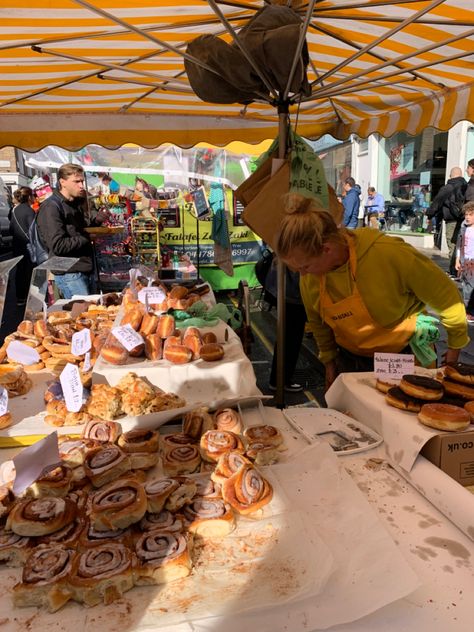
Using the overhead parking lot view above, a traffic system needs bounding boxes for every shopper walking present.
[9,186,35,305]
[342,177,360,228]
[455,201,474,323]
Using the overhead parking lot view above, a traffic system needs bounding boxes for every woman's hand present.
[324,360,339,391]
[443,348,461,366]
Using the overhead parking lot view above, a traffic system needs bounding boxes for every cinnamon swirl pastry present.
[214,408,242,434]
[89,477,147,532]
[25,464,73,499]
[222,464,273,515]
[37,515,85,547]
[129,451,160,471]
[160,432,196,453]
[134,530,192,585]
[243,424,283,447]
[78,520,133,550]
[211,451,251,485]
[182,407,215,439]
[58,436,100,468]
[82,419,122,444]
[189,473,221,498]
[69,543,135,606]
[7,497,77,537]
[0,525,32,566]
[162,445,201,476]
[84,445,131,488]
[144,478,180,514]
[139,510,184,533]
[200,430,245,463]
[118,428,159,454]
[182,498,235,537]
[13,544,75,611]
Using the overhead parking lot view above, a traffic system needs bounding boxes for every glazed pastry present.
[25,464,73,498]
[182,498,235,537]
[78,520,133,550]
[33,319,55,338]
[139,510,184,533]
[82,419,122,443]
[418,403,470,431]
[201,331,217,344]
[243,424,283,447]
[100,337,129,365]
[444,362,474,384]
[182,407,215,439]
[83,445,131,488]
[200,430,245,463]
[118,429,159,454]
[442,377,474,400]
[399,374,444,400]
[139,312,159,336]
[13,545,75,612]
[85,384,123,421]
[134,530,192,585]
[6,497,77,536]
[182,330,202,359]
[162,445,201,476]
[156,314,175,339]
[214,408,242,434]
[69,543,135,606]
[163,344,193,364]
[199,343,224,362]
[222,464,273,515]
[164,477,197,512]
[144,333,163,360]
[211,451,251,485]
[385,386,426,412]
[120,307,143,331]
[144,478,180,513]
[0,525,32,566]
[89,477,147,532]
[168,285,188,299]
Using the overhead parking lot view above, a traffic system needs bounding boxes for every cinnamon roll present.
[89,477,147,532]
[162,445,201,476]
[25,464,73,498]
[82,419,122,444]
[199,430,245,463]
[243,424,283,447]
[144,478,180,514]
[214,408,242,434]
[7,497,77,537]
[182,498,235,537]
[78,520,133,550]
[69,543,135,606]
[58,436,100,468]
[13,544,74,611]
[83,445,131,488]
[189,473,221,498]
[222,464,273,515]
[211,451,251,485]
[134,530,192,585]
[118,428,159,454]
[165,477,198,512]
[37,515,85,547]
[129,451,160,471]
[182,407,215,439]
[139,510,184,533]
[160,432,196,453]
[0,525,32,566]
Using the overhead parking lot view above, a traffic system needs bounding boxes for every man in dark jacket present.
[342,177,360,228]
[37,163,95,298]
[466,158,474,202]
[427,166,467,276]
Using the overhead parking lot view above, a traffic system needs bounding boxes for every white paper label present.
[0,387,8,416]
[71,328,92,356]
[374,353,415,380]
[99,291,104,305]
[13,432,60,496]
[82,351,91,373]
[6,340,40,365]
[112,324,144,351]
[129,268,139,298]
[42,301,48,321]
[138,286,166,305]
[59,363,84,413]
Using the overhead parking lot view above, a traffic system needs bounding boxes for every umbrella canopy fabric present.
[0,0,473,150]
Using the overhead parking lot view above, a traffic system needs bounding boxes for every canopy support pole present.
[275,102,289,409]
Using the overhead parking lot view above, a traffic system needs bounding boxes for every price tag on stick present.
[13,432,60,496]
[0,387,8,416]
[82,351,91,373]
[374,352,415,380]
[6,340,40,365]
[71,328,92,357]
[60,363,84,413]
[138,287,166,306]
[112,324,144,351]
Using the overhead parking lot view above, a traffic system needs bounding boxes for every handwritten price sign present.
[6,340,40,365]
[138,287,166,306]
[112,324,144,351]
[71,328,92,357]
[59,363,84,413]
[374,353,415,380]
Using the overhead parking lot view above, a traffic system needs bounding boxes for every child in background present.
[455,201,474,323]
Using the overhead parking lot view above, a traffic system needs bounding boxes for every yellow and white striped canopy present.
[0,0,473,150]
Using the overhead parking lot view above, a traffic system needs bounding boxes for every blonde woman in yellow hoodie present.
[276,195,469,391]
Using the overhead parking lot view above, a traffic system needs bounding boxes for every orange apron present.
[319,236,417,357]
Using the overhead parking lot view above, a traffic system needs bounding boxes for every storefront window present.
[317,142,352,196]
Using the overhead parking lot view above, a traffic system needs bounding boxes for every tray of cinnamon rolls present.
[0,404,295,615]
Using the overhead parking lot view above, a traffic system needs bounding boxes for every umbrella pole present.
[275,106,289,409]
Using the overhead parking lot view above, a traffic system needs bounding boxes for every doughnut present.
[183,333,202,360]
[157,314,175,339]
[444,363,474,385]
[120,308,143,331]
[201,332,217,345]
[463,401,474,422]
[144,334,162,361]
[385,387,426,412]
[418,403,470,431]
[139,313,159,336]
[0,412,12,430]
[375,378,398,394]
[200,343,224,362]
[442,377,474,400]
[399,374,444,401]
[163,344,193,364]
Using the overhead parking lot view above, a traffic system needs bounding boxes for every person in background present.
[275,194,469,391]
[342,177,360,228]
[364,187,385,228]
[9,186,35,306]
[426,167,467,276]
[37,163,96,299]
[455,201,474,323]
[466,158,474,202]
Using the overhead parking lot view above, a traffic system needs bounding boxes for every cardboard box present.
[421,430,474,486]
